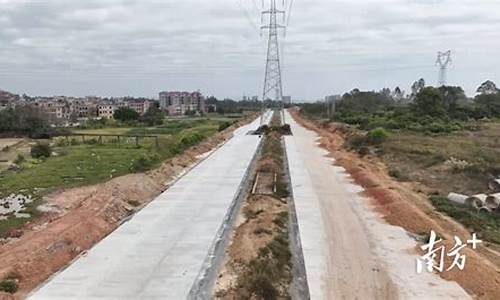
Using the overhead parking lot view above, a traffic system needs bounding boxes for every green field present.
[0,117,238,235]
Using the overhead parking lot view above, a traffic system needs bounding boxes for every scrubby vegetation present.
[30,143,52,159]
[431,196,500,244]
[0,106,66,138]
[301,79,500,134]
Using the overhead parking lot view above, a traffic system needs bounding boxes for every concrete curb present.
[188,132,265,299]
[281,136,311,300]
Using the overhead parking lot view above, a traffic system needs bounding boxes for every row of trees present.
[303,80,500,133]
[336,80,500,119]
[113,104,164,126]
[0,104,165,137]
[0,106,61,138]
[205,97,262,114]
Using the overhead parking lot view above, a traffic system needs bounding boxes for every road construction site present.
[24,110,479,299]
[29,112,272,299]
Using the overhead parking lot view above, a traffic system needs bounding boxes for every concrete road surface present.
[29,113,270,300]
[284,111,470,299]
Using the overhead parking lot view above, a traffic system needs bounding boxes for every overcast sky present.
[1,0,499,100]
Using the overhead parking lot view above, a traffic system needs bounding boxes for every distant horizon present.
[0,78,489,102]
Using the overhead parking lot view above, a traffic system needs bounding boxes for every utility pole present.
[260,0,286,125]
[436,50,452,86]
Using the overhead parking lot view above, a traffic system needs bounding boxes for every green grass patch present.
[430,196,500,244]
[0,117,227,235]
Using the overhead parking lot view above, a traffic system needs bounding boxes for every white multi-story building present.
[159,91,206,115]
[97,104,117,119]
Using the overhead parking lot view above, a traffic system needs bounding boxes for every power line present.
[236,0,260,34]
[286,0,294,27]
[251,0,261,19]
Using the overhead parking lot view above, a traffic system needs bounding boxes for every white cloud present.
[0,0,499,98]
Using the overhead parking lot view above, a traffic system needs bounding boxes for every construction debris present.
[486,193,500,210]
[489,178,500,193]
[0,194,33,219]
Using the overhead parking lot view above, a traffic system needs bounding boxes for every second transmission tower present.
[261,0,286,124]
[436,50,452,86]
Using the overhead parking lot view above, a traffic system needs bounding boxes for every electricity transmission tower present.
[260,0,286,125]
[436,50,452,86]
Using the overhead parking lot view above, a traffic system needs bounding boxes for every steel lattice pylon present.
[436,50,452,86]
[261,0,286,124]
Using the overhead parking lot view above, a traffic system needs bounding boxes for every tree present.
[392,86,406,104]
[336,89,395,114]
[380,88,391,99]
[0,106,55,138]
[31,143,52,159]
[410,78,426,100]
[438,86,466,113]
[477,80,499,95]
[413,87,447,118]
[474,93,500,117]
[141,104,164,126]
[113,107,139,122]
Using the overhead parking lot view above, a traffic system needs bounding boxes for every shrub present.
[30,143,52,158]
[13,154,25,164]
[444,157,472,172]
[357,146,370,156]
[367,127,389,144]
[130,153,159,172]
[114,107,139,122]
[0,279,18,294]
[218,121,232,132]
[55,138,68,147]
[179,132,205,148]
[84,138,98,145]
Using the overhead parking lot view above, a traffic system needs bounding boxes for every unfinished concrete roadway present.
[284,111,470,299]
[29,112,271,300]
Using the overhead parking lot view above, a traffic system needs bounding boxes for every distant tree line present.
[0,106,64,138]
[300,79,500,133]
[112,103,164,126]
[206,97,262,114]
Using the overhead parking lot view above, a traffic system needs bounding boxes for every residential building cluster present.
[33,97,154,121]
[0,90,20,111]
[159,91,206,115]
[0,90,154,120]
[2,89,209,119]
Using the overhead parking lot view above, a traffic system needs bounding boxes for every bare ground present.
[290,108,500,299]
[215,130,291,299]
[0,116,254,299]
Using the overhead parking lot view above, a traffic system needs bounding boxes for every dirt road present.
[284,111,470,299]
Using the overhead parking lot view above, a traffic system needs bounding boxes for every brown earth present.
[290,108,500,299]
[215,130,290,299]
[214,194,287,299]
[0,115,255,300]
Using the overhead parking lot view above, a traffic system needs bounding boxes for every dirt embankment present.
[0,116,255,299]
[290,108,500,300]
